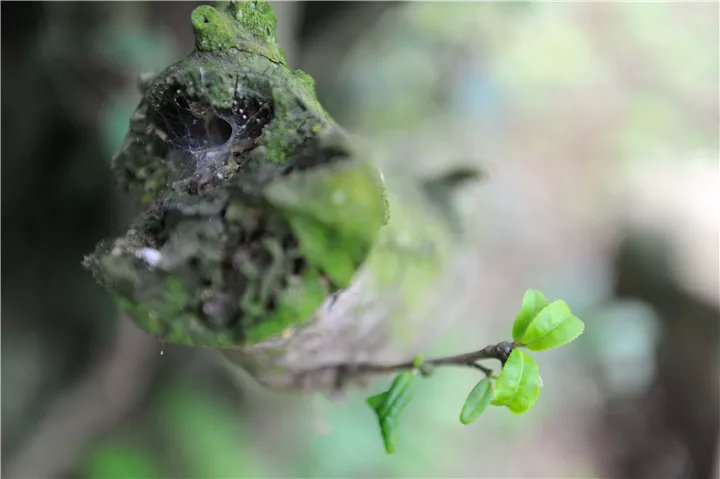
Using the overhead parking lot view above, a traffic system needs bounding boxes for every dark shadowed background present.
[2,2,718,478]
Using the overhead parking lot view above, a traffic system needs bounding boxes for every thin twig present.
[296,341,514,387]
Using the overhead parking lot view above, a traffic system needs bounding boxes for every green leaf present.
[379,371,414,418]
[491,349,540,414]
[380,416,400,454]
[366,372,414,453]
[512,289,549,341]
[265,162,387,287]
[518,300,585,351]
[460,378,493,425]
[366,391,388,413]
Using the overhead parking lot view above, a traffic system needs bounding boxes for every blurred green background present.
[2,2,718,478]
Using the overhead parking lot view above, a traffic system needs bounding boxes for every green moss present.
[191,2,286,64]
[88,0,388,348]
[260,123,297,164]
[257,87,322,164]
[228,0,281,50]
[265,162,387,287]
[187,66,237,108]
[191,5,238,51]
[293,69,317,97]
[245,269,329,343]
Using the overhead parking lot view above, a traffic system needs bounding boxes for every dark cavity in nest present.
[149,83,274,158]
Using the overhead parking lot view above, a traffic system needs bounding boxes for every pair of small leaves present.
[366,371,414,453]
[491,349,540,413]
[368,290,586,451]
[460,349,540,423]
[460,290,584,423]
[512,290,585,351]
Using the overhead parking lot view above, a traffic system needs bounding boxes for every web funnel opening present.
[149,81,274,172]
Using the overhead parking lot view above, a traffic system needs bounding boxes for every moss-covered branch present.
[84,1,387,349]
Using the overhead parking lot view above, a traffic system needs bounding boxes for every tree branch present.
[296,341,515,388]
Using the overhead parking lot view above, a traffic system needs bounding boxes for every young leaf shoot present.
[365,290,584,452]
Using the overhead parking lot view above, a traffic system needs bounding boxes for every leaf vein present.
[524,314,575,347]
